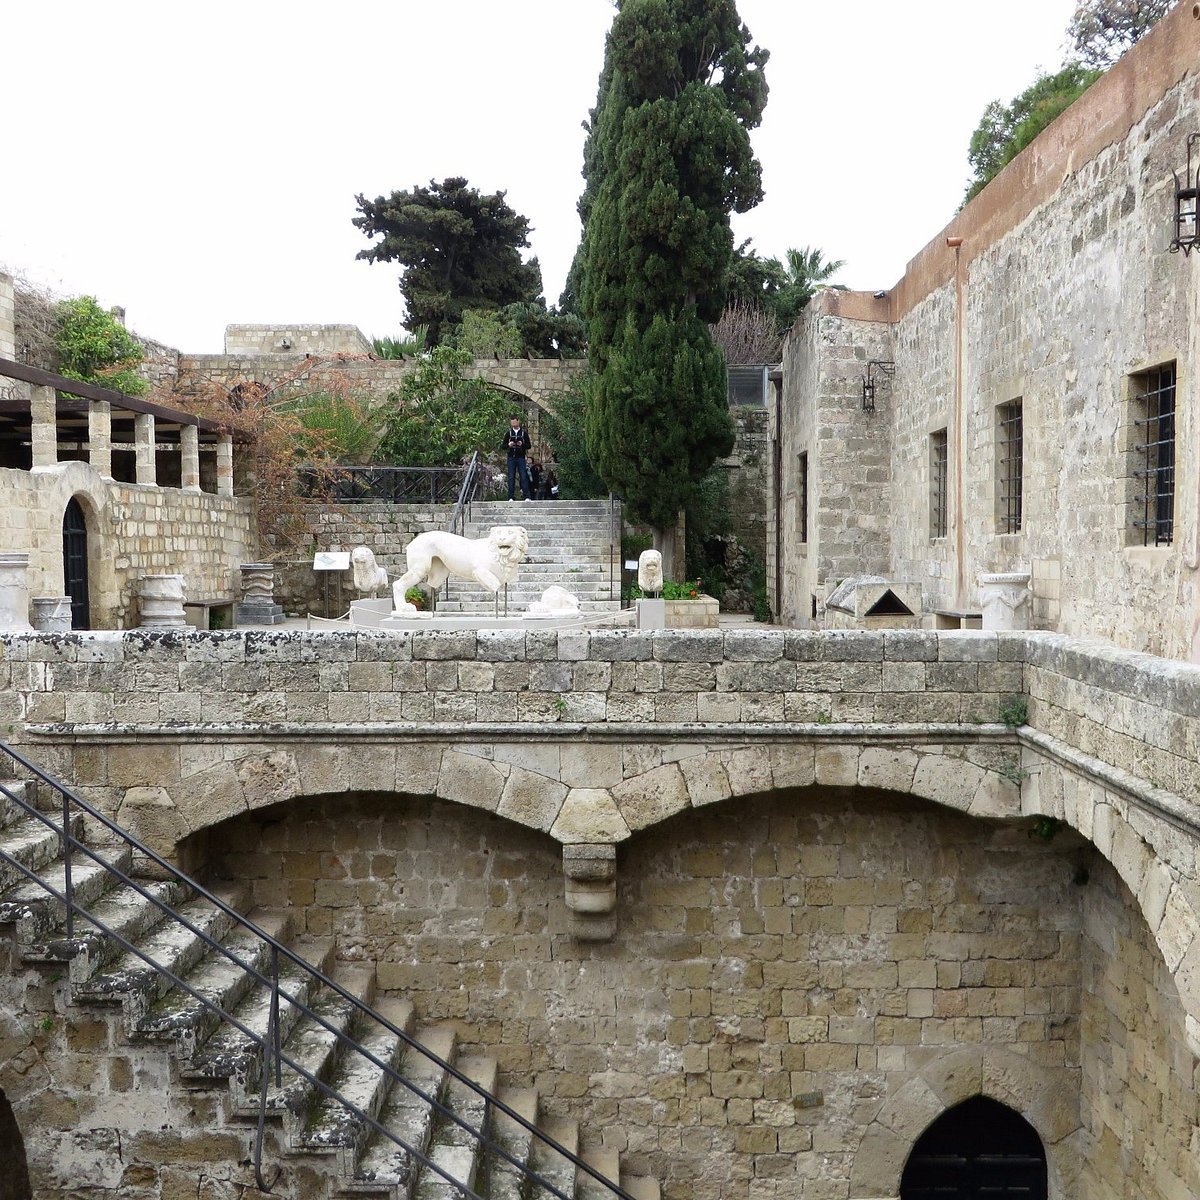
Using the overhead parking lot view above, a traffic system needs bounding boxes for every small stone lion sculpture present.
[392,525,529,612]
[638,548,664,596]
[350,546,389,598]
[525,585,581,618]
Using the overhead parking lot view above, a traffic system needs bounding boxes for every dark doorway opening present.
[0,1087,33,1200]
[62,497,90,630]
[900,1095,1047,1199]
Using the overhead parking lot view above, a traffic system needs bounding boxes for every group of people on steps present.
[503,414,558,501]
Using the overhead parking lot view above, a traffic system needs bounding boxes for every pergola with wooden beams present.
[0,357,244,494]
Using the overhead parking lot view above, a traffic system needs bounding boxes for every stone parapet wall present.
[224,324,373,356]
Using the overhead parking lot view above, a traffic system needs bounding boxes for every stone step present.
[0,779,41,828]
[73,883,249,1032]
[136,909,294,1059]
[181,936,337,1099]
[232,964,378,1123]
[578,1147,621,1200]
[0,812,84,893]
[621,1177,661,1200]
[21,875,194,985]
[349,1023,456,1197]
[486,1087,540,1200]
[294,996,416,1176]
[413,1054,498,1200]
[526,1116,580,1200]
[0,842,133,946]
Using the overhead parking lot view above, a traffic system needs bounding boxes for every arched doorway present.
[0,1087,32,1199]
[900,1095,1047,1199]
[62,497,90,630]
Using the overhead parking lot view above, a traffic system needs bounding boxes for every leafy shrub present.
[55,296,147,395]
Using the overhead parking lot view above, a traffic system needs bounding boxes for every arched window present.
[62,497,90,630]
[900,1095,1047,1199]
[0,1087,32,1200]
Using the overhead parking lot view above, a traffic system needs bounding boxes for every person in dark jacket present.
[503,415,533,500]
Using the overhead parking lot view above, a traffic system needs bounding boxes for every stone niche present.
[823,575,921,630]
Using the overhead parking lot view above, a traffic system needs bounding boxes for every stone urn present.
[236,562,285,626]
[978,571,1032,631]
[0,553,34,632]
[138,574,187,629]
[32,596,73,633]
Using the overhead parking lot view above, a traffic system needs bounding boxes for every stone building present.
[769,3,1200,662]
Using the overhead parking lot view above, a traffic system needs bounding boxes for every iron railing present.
[1131,364,1176,546]
[302,465,471,505]
[447,451,485,538]
[0,741,637,1200]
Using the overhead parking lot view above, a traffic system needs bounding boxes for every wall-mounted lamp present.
[1171,133,1199,256]
[862,360,895,413]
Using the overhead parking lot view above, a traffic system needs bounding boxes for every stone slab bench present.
[933,608,982,630]
[182,596,236,630]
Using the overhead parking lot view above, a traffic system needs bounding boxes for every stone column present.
[979,571,1032,631]
[88,400,113,479]
[138,574,186,628]
[0,554,34,631]
[134,413,156,486]
[31,597,72,632]
[216,434,234,498]
[30,385,57,468]
[563,844,618,941]
[236,562,285,625]
[180,424,201,492]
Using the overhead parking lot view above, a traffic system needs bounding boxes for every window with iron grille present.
[1128,363,1175,546]
[996,400,1023,533]
[798,452,809,544]
[930,429,948,539]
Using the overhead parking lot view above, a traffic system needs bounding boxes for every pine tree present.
[577,0,768,535]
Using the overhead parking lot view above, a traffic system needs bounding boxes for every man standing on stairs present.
[503,414,533,501]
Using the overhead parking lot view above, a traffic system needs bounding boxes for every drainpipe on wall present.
[772,369,784,621]
[948,236,967,609]
[1184,240,1200,661]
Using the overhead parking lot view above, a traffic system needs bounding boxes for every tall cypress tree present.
[577,0,768,533]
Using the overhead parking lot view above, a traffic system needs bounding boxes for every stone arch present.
[0,1086,33,1200]
[27,463,115,625]
[848,1047,1081,1199]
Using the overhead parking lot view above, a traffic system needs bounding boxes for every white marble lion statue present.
[525,585,581,618]
[392,525,529,612]
[350,546,389,598]
[638,548,664,596]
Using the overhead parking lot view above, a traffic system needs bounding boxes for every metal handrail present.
[447,450,483,537]
[0,742,637,1200]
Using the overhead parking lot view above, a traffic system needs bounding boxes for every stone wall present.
[774,3,1200,659]
[224,324,372,356]
[1079,858,1198,1200]
[208,788,1085,1200]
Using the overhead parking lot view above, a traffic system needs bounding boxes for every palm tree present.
[775,246,847,330]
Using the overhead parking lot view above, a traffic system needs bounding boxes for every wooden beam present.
[0,357,240,438]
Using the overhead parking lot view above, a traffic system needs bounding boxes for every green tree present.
[55,296,147,396]
[495,302,587,358]
[454,309,524,359]
[1068,0,1174,69]
[376,346,514,468]
[539,375,609,499]
[964,64,1102,202]
[773,246,846,331]
[353,177,543,347]
[578,0,768,536]
[724,240,786,313]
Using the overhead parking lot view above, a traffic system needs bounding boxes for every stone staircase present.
[436,500,622,617]
[0,769,658,1200]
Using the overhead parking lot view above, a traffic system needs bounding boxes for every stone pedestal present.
[0,554,34,631]
[138,574,187,629]
[236,563,285,626]
[979,571,1032,631]
[32,596,72,633]
[636,598,667,630]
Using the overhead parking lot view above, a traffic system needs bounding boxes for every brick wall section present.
[210,788,1084,1200]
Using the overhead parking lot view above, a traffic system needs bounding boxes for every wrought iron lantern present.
[1170,132,1199,256]
[861,360,895,412]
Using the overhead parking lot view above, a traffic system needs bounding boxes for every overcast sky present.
[3,1,1080,353]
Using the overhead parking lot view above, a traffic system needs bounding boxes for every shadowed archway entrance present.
[0,1087,32,1200]
[900,1095,1047,1199]
[62,497,90,629]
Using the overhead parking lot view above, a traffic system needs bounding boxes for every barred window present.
[930,429,948,539]
[798,452,809,544]
[1129,364,1175,546]
[996,400,1023,533]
